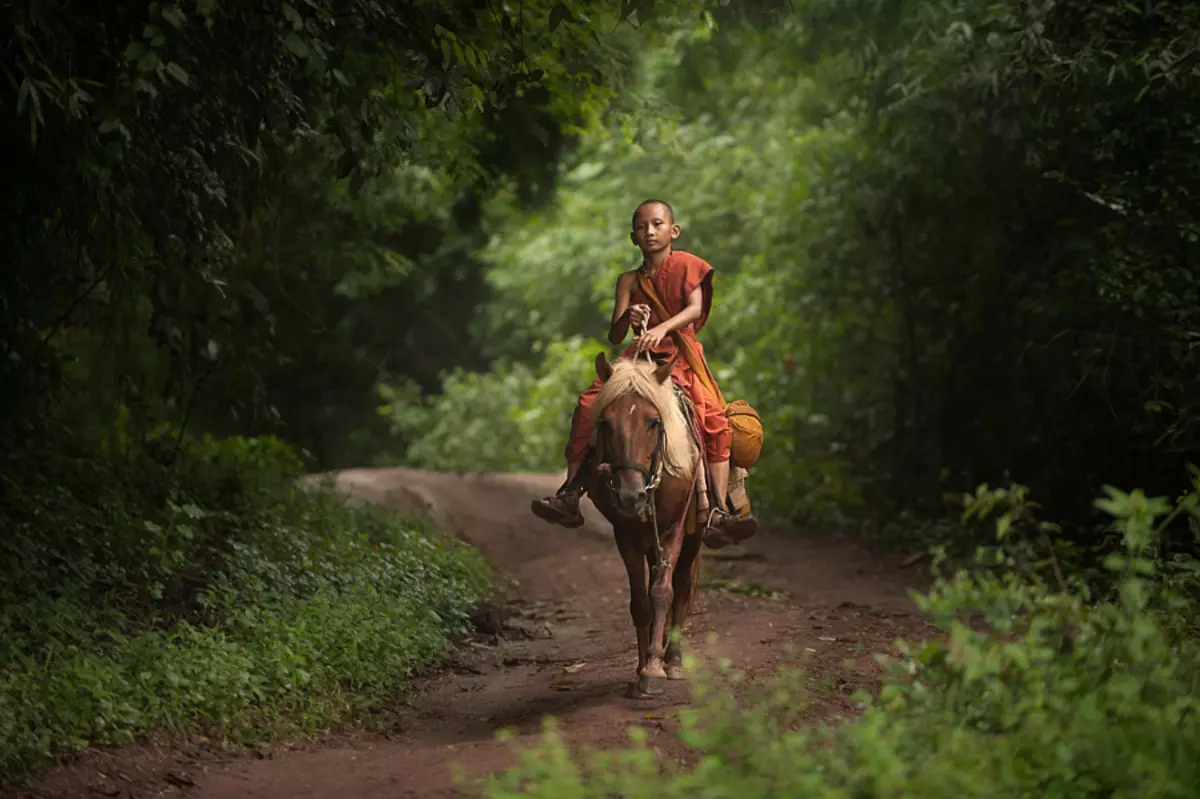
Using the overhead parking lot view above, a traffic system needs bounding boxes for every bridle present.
[590,320,682,573]
[596,421,665,493]
[595,407,669,573]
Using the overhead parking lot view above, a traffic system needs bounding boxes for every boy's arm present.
[608,272,638,345]
[638,284,700,350]
[637,286,703,351]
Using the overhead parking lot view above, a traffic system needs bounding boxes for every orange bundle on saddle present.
[636,273,764,470]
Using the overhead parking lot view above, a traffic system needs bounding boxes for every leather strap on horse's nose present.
[598,426,664,492]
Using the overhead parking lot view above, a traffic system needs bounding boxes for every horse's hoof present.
[634,673,666,697]
[625,681,652,700]
[666,664,685,681]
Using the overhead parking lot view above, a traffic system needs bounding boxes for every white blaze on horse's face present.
[600,394,661,516]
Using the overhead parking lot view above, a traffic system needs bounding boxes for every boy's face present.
[630,203,680,255]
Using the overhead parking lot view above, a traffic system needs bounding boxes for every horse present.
[584,351,705,699]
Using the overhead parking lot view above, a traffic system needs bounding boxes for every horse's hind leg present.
[665,532,703,680]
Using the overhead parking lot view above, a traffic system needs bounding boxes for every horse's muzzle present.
[613,487,651,521]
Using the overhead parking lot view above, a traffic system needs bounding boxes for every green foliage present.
[482,477,1200,797]
[0,434,488,775]
[785,0,1200,521]
[378,336,609,472]
[0,1,723,777]
[393,0,1200,539]
[2,0,705,473]
[402,18,871,521]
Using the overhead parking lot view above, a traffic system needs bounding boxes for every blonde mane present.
[592,359,697,478]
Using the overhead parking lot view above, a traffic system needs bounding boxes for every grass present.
[0,433,490,777]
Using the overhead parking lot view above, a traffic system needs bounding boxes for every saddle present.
[581,353,753,529]
[668,378,753,522]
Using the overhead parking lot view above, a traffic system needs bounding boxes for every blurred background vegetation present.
[377,0,1200,540]
[4,0,1200,785]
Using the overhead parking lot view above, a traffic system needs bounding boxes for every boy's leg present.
[709,458,732,508]
[531,379,602,528]
[703,457,758,549]
[695,395,757,548]
[685,372,758,547]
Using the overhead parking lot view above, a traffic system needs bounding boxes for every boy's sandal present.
[531,490,586,528]
[702,508,758,549]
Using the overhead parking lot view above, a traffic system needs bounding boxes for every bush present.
[377,335,610,473]
[482,477,1200,798]
[0,431,489,775]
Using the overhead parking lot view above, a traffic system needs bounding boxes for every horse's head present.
[592,352,678,520]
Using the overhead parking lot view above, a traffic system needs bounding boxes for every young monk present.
[531,200,758,549]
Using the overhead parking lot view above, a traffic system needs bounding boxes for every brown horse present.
[584,352,705,699]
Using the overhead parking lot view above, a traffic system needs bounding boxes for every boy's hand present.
[629,304,652,330]
[637,324,669,352]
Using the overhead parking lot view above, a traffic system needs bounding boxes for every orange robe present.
[565,250,732,464]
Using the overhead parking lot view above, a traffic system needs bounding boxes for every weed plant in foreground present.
[483,480,1200,798]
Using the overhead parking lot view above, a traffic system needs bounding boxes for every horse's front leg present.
[636,526,687,697]
[615,530,651,691]
[634,559,673,697]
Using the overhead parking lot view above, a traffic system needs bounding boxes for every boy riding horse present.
[531,200,759,549]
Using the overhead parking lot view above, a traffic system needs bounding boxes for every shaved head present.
[632,199,674,229]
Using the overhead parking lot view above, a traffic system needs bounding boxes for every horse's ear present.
[654,353,678,384]
[595,352,613,382]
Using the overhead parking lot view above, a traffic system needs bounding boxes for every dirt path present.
[25,469,928,799]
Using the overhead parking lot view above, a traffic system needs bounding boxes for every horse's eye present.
[598,418,611,429]
[647,418,661,429]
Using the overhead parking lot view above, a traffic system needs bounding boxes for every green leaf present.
[123,41,146,62]
[549,2,571,32]
[144,24,167,47]
[283,33,309,58]
[281,2,304,29]
[137,50,160,73]
[16,77,30,116]
[161,6,186,29]
[165,62,189,86]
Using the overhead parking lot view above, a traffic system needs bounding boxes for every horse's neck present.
[653,467,698,528]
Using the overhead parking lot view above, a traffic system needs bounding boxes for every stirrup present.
[702,506,757,550]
